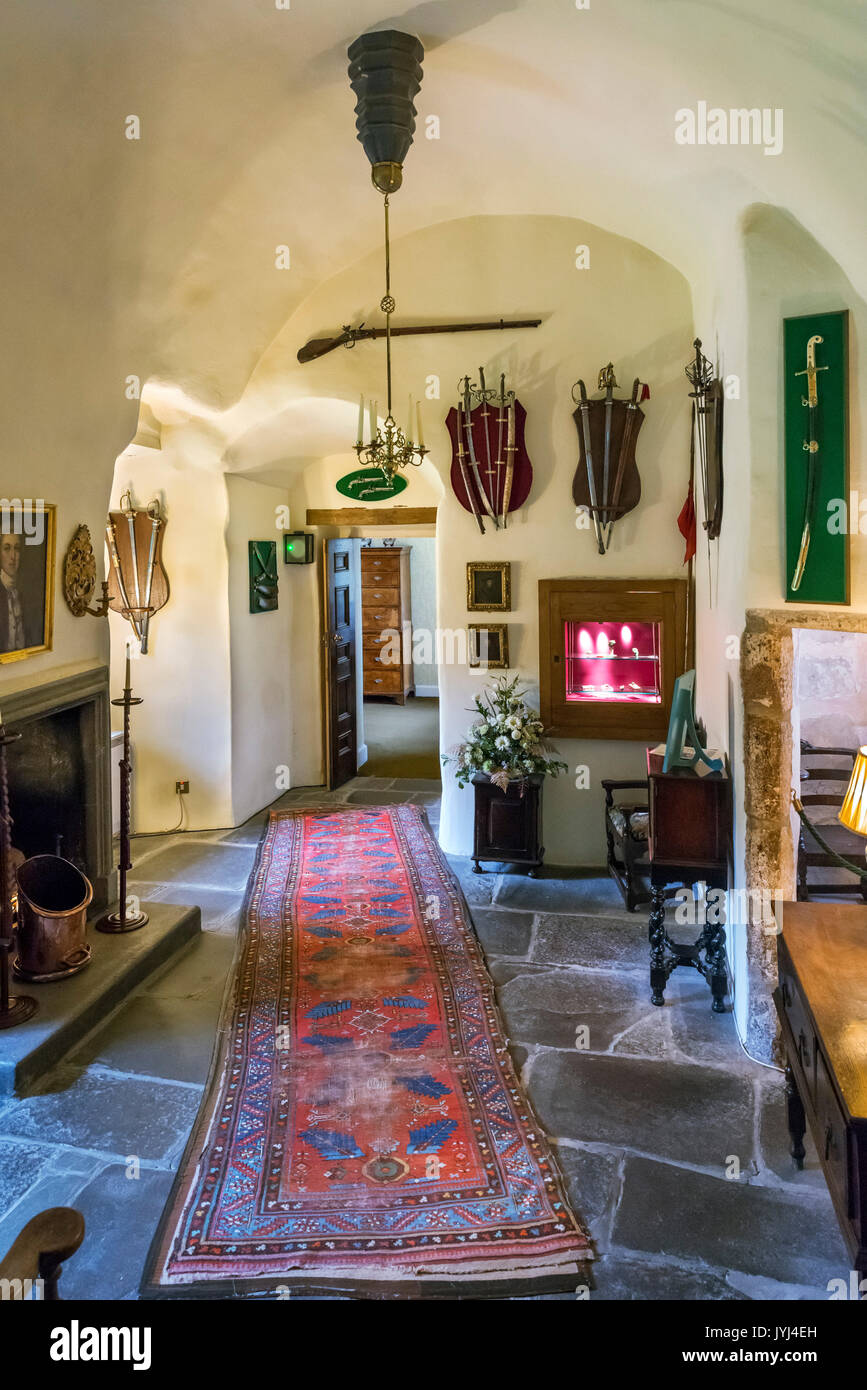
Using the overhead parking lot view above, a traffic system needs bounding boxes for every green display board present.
[249,540,278,613]
[335,468,407,501]
[784,309,849,604]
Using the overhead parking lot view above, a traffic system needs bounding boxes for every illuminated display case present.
[539,579,688,740]
[565,620,661,705]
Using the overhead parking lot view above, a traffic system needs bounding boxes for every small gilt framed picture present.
[0,502,56,664]
[468,623,510,669]
[467,561,511,612]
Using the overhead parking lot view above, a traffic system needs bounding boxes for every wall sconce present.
[62,524,110,618]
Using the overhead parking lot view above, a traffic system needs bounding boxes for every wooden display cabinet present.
[538,578,687,741]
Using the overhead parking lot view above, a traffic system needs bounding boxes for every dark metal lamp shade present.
[347,30,424,194]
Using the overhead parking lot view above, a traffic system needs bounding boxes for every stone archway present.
[741,607,867,1059]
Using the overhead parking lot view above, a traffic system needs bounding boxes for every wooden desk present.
[774,901,867,1279]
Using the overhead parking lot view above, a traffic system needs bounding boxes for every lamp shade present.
[347,30,424,193]
[838,746,867,837]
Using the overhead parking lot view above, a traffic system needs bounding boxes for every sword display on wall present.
[297,317,542,364]
[446,371,533,532]
[571,364,647,554]
[684,339,724,604]
[790,334,827,592]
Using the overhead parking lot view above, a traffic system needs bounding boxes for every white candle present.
[357,394,364,444]
[369,400,378,440]
[416,400,425,449]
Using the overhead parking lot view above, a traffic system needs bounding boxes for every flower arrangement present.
[443,674,567,791]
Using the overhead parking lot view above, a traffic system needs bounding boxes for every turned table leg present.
[649,885,668,1006]
[785,1063,807,1170]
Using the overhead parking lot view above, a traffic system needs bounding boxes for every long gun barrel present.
[297,318,542,364]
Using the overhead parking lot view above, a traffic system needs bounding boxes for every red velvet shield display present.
[446,398,533,527]
[143,804,591,1298]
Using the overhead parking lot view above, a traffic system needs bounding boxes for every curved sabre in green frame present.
[784,309,849,605]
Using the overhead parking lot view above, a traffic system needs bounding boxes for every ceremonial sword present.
[574,380,606,554]
[121,494,143,626]
[606,377,641,550]
[456,399,485,534]
[599,364,617,539]
[139,502,163,655]
[790,334,827,592]
[105,518,141,644]
[462,377,499,528]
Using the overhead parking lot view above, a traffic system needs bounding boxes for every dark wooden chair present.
[797,740,867,902]
[602,779,651,911]
[0,1207,84,1300]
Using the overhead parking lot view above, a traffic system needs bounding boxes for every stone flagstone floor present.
[0,777,850,1300]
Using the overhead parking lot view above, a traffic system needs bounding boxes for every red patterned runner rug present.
[143,804,592,1297]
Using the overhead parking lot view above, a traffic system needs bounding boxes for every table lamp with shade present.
[792,745,867,880]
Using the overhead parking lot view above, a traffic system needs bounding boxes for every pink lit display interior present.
[564,620,661,704]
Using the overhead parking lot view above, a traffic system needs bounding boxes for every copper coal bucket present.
[14,855,93,982]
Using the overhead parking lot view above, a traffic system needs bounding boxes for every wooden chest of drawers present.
[774,902,867,1279]
[360,547,413,703]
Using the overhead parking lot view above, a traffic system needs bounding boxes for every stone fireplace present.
[741,609,867,1060]
[1,665,113,907]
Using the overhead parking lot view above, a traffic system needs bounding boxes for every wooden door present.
[323,539,357,789]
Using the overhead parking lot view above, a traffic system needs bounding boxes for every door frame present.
[319,518,439,788]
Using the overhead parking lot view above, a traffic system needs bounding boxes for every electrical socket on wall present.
[176,780,190,795]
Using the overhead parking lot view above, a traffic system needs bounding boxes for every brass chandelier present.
[348,31,427,482]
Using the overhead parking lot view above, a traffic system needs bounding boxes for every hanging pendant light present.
[347,31,428,481]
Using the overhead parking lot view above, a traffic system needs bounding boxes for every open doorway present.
[357,535,439,779]
[320,530,440,788]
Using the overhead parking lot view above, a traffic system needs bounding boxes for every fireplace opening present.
[7,704,88,872]
[792,627,867,898]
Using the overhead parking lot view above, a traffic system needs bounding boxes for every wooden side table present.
[472,774,544,876]
[774,902,867,1280]
[645,748,731,1010]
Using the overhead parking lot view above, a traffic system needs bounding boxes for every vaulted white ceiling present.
[4,0,865,467]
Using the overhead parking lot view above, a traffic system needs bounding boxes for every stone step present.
[0,901,201,1096]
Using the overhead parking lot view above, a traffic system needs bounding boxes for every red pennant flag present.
[677,480,696,564]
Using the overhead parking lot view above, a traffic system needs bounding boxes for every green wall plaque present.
[784,309,849,604]
[249,540,278,613]
[335,468,407,501]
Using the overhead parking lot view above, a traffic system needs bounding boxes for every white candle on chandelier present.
[370,400,378,440]
[357,394,365,445]
[416,400,425,449]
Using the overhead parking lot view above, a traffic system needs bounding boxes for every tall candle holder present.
[0,717,37,1028]
[97,648,148,934]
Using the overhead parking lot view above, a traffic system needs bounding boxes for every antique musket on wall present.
[297,317,542,364]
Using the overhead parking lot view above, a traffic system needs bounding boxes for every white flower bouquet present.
[443,674,567,791]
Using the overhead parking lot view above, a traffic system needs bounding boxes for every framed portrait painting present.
[468,623,510,670]
[467,561,511,612]
[0,502,56,664]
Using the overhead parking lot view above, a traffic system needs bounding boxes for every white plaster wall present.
[406,539,438,694]
[236,215,695,865]
[108,449,234,834]
[226,475,292,823]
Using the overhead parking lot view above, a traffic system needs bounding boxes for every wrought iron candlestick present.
[97,649,148,933]
[0,717,37,1028]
